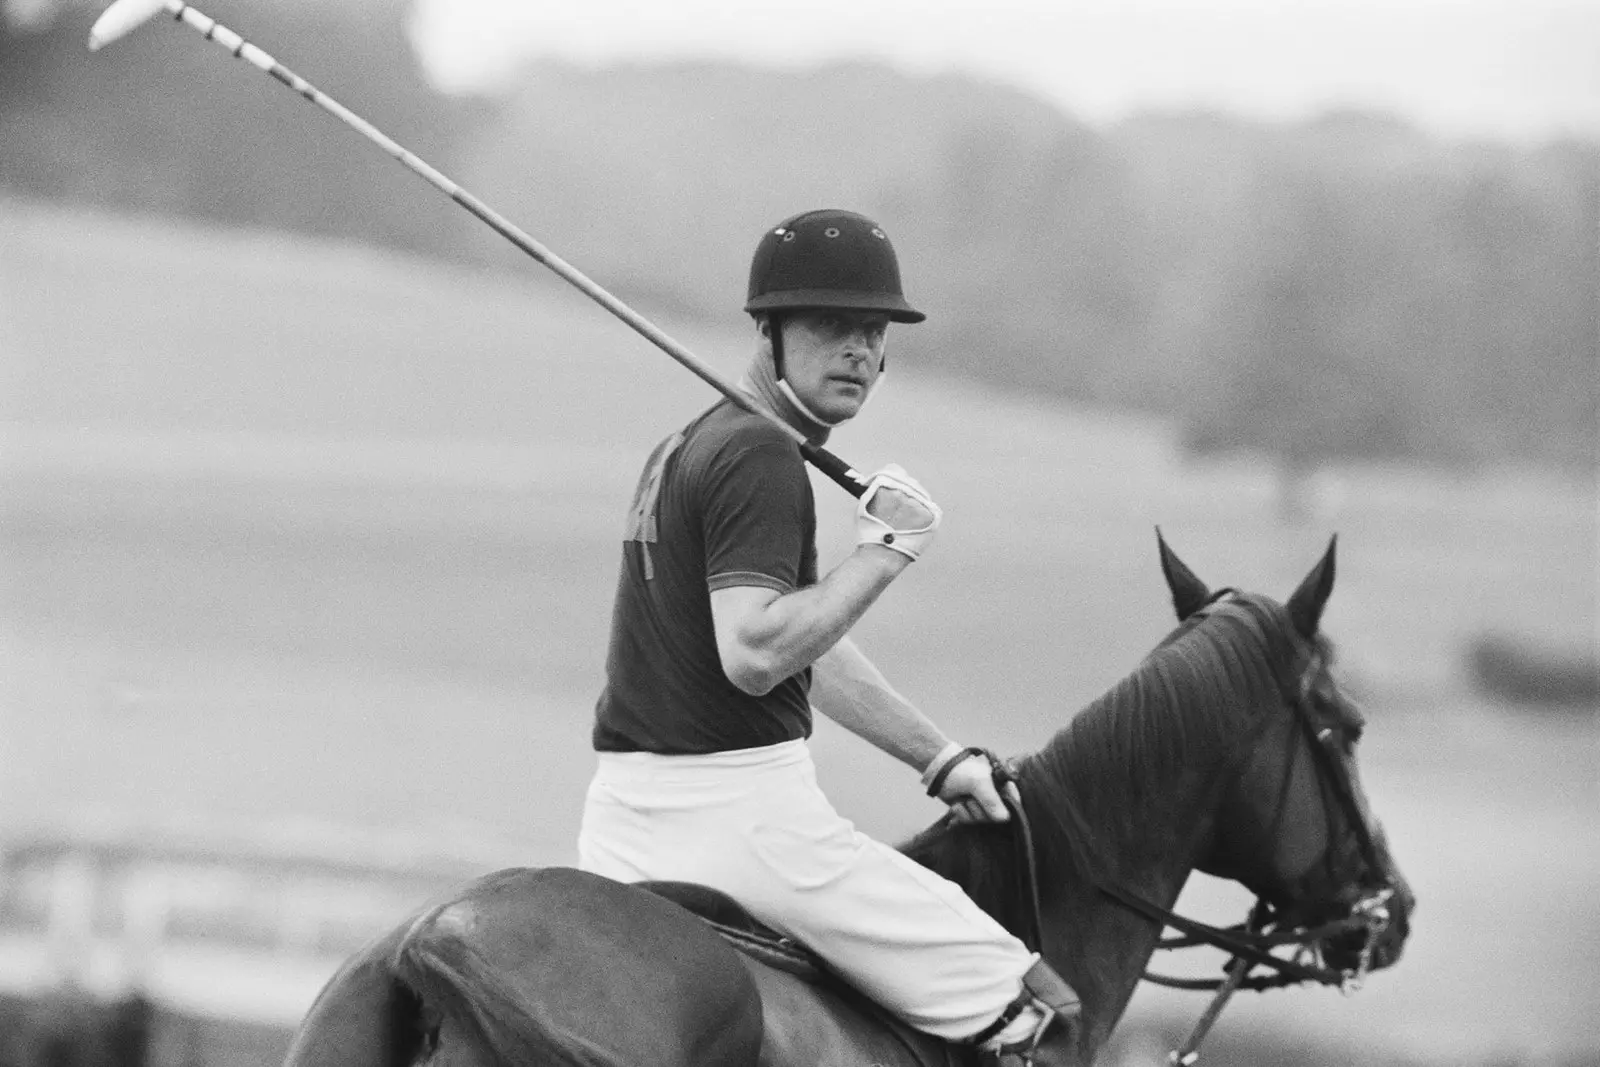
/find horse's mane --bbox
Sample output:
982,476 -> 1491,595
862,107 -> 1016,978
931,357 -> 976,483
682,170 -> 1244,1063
902,593 -> 1323,930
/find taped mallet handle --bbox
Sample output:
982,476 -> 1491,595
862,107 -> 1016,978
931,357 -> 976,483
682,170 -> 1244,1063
87,0 -> 871,499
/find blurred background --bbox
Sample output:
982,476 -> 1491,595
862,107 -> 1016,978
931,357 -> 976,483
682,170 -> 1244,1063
1,0 -> 1596,1064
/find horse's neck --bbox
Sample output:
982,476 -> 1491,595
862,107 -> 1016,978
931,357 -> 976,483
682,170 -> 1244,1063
906,771 -> 1217,1062
1039,818 -> 1208,1057
1022,759 -> 1223,1059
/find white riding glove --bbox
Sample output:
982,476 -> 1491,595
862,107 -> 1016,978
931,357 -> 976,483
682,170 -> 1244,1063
855,463 -> 941,561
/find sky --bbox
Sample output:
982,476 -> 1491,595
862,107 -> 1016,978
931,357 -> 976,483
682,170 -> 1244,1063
409,0 -> 1600,142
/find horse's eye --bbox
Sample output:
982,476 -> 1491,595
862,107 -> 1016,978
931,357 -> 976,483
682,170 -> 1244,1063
1326,722 -> 1362,752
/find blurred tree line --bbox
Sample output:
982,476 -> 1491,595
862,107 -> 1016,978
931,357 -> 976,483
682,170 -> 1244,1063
0,0 -> 478,257
4,0 -> 1594,475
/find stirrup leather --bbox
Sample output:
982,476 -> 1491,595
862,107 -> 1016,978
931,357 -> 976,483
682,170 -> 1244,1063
973,959 -> 1082,1065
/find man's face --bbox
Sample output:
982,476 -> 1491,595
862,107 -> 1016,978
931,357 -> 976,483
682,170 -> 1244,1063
772,309 -> 891,423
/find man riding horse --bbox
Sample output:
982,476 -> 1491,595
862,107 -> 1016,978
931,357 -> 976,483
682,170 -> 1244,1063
577,208 -> 1080,1064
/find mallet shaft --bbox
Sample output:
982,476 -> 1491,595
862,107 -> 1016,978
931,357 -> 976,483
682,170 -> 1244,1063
117,1 -> 870,497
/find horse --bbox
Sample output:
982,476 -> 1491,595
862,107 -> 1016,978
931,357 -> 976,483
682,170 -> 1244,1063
281,533 -> 1414,1067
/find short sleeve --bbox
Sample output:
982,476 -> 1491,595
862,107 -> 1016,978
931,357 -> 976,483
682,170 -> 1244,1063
701,439 -> 812,595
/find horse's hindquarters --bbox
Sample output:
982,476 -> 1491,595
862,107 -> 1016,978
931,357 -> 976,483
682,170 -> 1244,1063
294,867 -> 766,1067
283,922 -> 415,1067
427,868 -> 766,1066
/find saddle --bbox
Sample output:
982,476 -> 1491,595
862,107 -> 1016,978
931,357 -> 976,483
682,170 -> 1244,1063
640,881 -> 977,1065
640,880 -> 1078,1067
639,881 -> 828,981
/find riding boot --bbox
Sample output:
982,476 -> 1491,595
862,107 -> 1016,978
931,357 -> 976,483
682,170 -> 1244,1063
974,959 -> 1081,1066
977,1005 -> 1073,1067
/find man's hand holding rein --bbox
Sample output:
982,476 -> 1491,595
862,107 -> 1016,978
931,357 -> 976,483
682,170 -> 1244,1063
857,463 -> 942,561
920,743 -> 1021,826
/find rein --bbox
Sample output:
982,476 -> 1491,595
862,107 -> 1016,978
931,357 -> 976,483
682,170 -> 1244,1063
987,592 -> 1397,1066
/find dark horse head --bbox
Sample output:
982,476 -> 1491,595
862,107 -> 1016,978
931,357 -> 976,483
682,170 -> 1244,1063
903,532 -> 1414,1060
1153,531 -> 1415,975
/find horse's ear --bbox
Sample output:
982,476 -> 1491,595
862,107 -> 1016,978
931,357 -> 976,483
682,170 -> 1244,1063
1286,535 -> 1338,638
1156,527 -> 1211,621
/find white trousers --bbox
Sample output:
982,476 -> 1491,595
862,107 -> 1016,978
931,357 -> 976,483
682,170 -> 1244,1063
576,738 -> 1035,1041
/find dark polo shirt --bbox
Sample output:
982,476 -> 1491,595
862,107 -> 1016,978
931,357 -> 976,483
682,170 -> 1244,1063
593,398 -> 820,754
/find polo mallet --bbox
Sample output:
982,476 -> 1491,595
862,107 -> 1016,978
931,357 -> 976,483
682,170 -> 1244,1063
88,0 -> 871,498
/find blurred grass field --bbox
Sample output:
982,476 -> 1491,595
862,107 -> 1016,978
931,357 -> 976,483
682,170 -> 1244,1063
2,198 -> 1597,1063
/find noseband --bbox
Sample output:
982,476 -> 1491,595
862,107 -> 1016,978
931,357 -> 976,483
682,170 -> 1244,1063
992,591 -> 1397,1066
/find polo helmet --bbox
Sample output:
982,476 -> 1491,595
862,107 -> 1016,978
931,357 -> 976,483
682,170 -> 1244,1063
744,209 -> 925,324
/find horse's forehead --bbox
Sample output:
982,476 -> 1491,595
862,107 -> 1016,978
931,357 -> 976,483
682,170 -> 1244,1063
1217,596 -> 1320,663
1204,598 -> 1344,715
1206,593 -> 1275,629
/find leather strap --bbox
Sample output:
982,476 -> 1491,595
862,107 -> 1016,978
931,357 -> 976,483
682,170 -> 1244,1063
964,988 -> 1031,1047
924,745 -> 986,798
965,960 -> 1081,1052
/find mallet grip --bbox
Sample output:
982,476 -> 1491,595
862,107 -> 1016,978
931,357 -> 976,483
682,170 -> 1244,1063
799,442 -> 869,498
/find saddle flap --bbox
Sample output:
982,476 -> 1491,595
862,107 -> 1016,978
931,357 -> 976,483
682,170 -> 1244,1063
638,881 -> 827,981
639,881 -> 967,1066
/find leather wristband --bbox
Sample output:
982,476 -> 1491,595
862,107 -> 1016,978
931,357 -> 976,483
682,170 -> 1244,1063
918,742 -> 965,790
923,745 -> 987,798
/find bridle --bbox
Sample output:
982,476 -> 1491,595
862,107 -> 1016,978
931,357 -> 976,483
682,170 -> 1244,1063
991,592 -> 1397,1066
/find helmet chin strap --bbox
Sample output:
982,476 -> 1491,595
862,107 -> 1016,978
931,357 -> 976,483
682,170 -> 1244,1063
777,371 -> 885,428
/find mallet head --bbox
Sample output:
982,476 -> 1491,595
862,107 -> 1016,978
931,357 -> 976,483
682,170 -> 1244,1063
88,0 -> 178,51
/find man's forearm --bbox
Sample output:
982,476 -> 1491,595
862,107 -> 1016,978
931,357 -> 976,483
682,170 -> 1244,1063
810,636 -> 951,772
725,546 -> 908,691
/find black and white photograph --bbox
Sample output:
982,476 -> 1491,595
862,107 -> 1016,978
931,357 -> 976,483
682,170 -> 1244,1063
1,1 -> 1595,1064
